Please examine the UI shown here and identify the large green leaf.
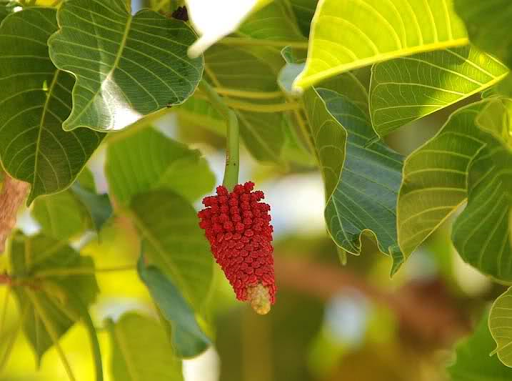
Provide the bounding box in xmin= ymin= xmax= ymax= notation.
xmin=293 ymin=0 xmax=469 ymax=90
xmin=397 ymin=102 xmax=487 ymax=259
xmin=10 ymin=232 xmax=99 ymax=363
xmin=48 ymin=0 xmax=203 ymax=132
xmin=178 ymin=44 xmax=287 ymax=163
xmin=370 ymin=46 xmax=508 ymax=136
xmin=477 ymin=98 xmax=512 ymax=147
xmin=319 ymin=89 xmax=404 ymax=269
xmin=128 ymin=190 xmax=213 ymax=310
xmin=447 ymin=310 xmax=512 ymax=380
xmin=107 ymin=313 xmax=183 ymax=381
xmin=451 ymin=131 xmax=512 ymax=281
xmin=106 ymin=127 xmax=215 ymax=205
xmin=0 ymin=8 xmax=104 ymax=203
xmin=489 ymin=287 xmax=512 ymax=368
xmin=138 ymin=256 xmax=210 ymax=358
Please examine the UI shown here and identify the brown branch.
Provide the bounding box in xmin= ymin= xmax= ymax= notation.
xmin=0 ymin=173 xmax=30 ymax=254
xmin=275 ymin=256 xmax=471 ymax=348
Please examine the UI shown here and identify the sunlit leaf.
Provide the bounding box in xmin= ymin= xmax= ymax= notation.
xmin=10 ymin=232 xmax=98 ymax=363
xmin=294 ymin=0 xmax=469 ymax=90
xmin=489 ymin=287 xmax=512 ymax=368
xmin=107 ymin=313 xmax=183 ymax=381
xmin=0 ymin=8 xmax=104 ymax=203
xmin=448 ymin=310 xmax=512 ymax=380
xmin=106 ymin=127 xmax=215 ymax=205
xmin=370 ymin=46 xmax=508 ymax=136
xmin=397 ymin=102 xmax=487 ymax=259
xmin=48 ymin=0 xmax=203 ymax=132
xmin=128 ymin=190 xmax=213 ymax=310
xmin=138 ymin=255 xmax=211 ymax=358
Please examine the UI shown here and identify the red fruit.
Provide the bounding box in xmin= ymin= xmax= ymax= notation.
xmin=198 ymin=182 xmax=276 ymax=314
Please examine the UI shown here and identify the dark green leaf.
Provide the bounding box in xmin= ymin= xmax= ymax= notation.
xmin=128 ymin=190 xmax=213 ymax=310
xmin=106 ymin=127 xmax=215 ymax=205
xmin=319 ymin=89 xmax=404 ymax=270
xmin=10 ymin=232 xmax=98 ymax=363
xmin=138 ymin=255 xmax=210 ymax=358
xmin=288 ymin=0 xmax=317 ymax=37
xmin=107 ymin=313 xmax=183 ymax=381
xmin=447 ymin=310 xmax=512 ymax=380
xmin=48 ymin=0 xmax=203 ymax=131
xmin=70 ymin=182 xmax=113 ymax=233
xmin=0 ymin=8 xmax=104 ymax=203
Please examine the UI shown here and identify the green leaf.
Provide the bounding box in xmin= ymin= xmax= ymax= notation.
xmin=9 ymin=232 xmax=99 ymax=363
xmin=33 ymin=190 xmax=90 ymax=240
xmin=106 ymin=127 xmax=215 ymax=205
xmin=107 ymin=313 xmax=183 ymax=381
xmin=454 ymin=0 xmax=512 ymax=69
xmin=238 ymin=2 xmax=305 ymax=41
xmin=138 ymin=255 xmax=210 ymax=358
xmin=0 ymin=8 xmax=104 ymax=203
xmin=397 ymin=102 xmax=487 ymax=259
xmin=370 ymin=46 xmax=508 ymax=136
xmin=451 ymin=130 xmax=512 ymax=281
xmin=178 ymin=45 xmax=287 ymax=163
xmin=318 ymin=89 xmax=404 ymax=270
xmin=71 ymin=182 xmax=113 ymax=233
xmin=489 ymin=287 xmax=512 ymax=368
xmin=128 ymin=190 xmax=213 ymax=310
xmin=48 ymin=0 xmax=203 ymax=132
xmin=0 ymin=0 xmax=18 ymax=24
xmin=293 ymin=0 xmax=469 ymax=90
xmin=447 ymin=310 xmax=512 ymax=380
xmin=288 ymin=0 xmax=317 ymax=37
xmin=476 ymin=98 xmax=512 ymax=148
xmin=33 ymin=169 xmax=113 ymax=239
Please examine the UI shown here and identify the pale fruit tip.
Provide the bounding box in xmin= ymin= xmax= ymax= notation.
xmin=247 ymin=283 xmax=271 ymax=315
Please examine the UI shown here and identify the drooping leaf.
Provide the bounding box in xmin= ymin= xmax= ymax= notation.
xmin=319 ymin=89 xmax=404 ymax=270
xmin=370 ymin=46 xmax=508 ymax=136
xmin=489 ymin=287 xmax=512 ymax=368
xmin=48 ymin=0 xmax=203 ymax=132
xmin=106 ymin=127 xmax=215 ymax=205
xmin=10 ymin=232 xmax=98 ymax=363
xmin=70 ymin=182 xmax=113 ymax=233
xmin=0 ymin=8 xmax=104 ymax=203
xmin=447 ymin=310 xmax=512 ymax=380
xmin=178 ymin=44 xmax=287 ymax=163
xmin=293 ymin=0 xmax=469 ymax=90
xmin=107 ymin=313 xmax=183 ymax=381
xmin=128 ymin=190 xmax=213 ymax=310
xmin=397 ymin=102 xmax=487 ymax=259
xmin=138 ymin=255 xmax=210 ymax=358
xmin=451 ymin=130 xmax=512 ymax=281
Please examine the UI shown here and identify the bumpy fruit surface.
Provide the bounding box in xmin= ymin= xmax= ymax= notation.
xmin=198 ymin=182 xmax=276 ymax=313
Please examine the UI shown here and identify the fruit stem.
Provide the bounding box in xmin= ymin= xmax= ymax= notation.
xmin=198 ymin=80 xmax=240 ymax=190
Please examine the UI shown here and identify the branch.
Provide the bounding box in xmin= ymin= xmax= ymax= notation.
xmin=0 ymin=173 xmax=30 ymax=254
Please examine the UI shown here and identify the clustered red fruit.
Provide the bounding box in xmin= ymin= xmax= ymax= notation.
xmin=198 ymin=182 xmax=276 ymax=307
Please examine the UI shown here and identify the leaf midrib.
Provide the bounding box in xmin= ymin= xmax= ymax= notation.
xmin=66 ymin=12 xmax=133 ymax=128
